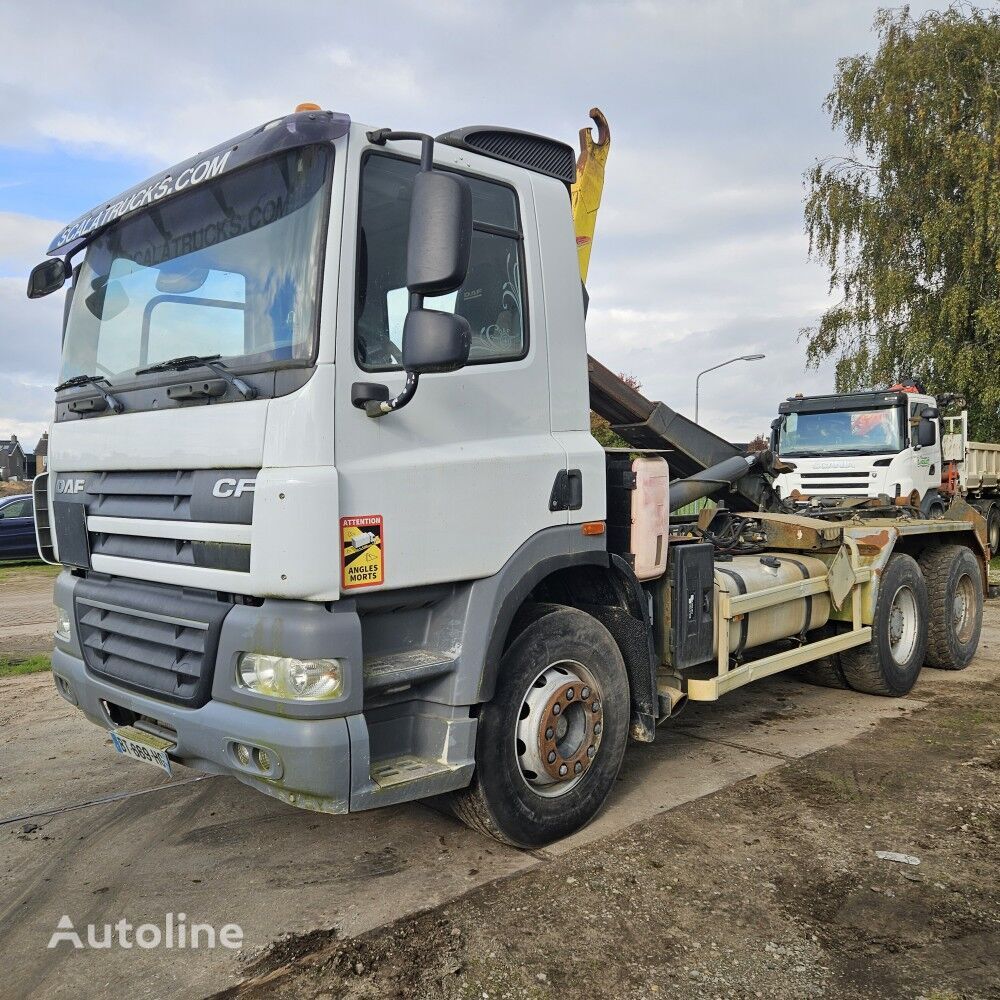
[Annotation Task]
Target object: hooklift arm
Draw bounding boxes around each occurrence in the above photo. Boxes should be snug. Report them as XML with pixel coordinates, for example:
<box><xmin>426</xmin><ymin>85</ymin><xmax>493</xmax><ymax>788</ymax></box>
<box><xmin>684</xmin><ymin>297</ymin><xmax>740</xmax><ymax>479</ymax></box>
<box><xmin>570</xmin><ymin>110</ymin><xmax>779</xmax><ymax>512</ymax></box>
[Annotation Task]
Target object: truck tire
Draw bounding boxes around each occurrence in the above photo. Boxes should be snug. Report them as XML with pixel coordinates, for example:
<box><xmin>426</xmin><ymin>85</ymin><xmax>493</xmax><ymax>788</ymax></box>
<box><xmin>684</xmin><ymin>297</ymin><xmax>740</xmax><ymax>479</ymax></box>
<box><xmin>987</xmin><ymin>505</ymin><xmax>1000</xmax><ymax>559</ymax></box>
<box><xmin>447</xmin><ymin>606</ymin><xmax>630</xmax><ymax>848</ymax></box>
<box><xmin>794</xmin><ymin>655</ymin><xmax>849</xmax><ymax>689</ymax></box>
<box><xmin>918</xmin><ymin>544</ymin><xmax>982</xmax><ymax>670</ymax></box>
<box><xmin>840</xmin><ymin>553</ymin><xmax>928</xmax><ymax>697</ymax></box>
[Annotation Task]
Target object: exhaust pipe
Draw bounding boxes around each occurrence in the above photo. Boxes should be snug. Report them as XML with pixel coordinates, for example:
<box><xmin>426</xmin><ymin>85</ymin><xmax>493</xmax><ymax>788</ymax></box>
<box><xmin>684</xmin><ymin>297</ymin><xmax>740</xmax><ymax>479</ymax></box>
<box><xmin>669</xmin><ymin>454</ymin><xmax>758</xmax><ymax>512</ymax></box>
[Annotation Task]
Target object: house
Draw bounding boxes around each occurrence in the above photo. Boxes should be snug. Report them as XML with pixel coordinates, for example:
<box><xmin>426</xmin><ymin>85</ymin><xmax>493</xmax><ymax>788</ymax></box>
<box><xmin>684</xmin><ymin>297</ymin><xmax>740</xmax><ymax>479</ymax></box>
<box><xmin>0</xmin><ymin>436</ymin><xmax>27</xmax><ymax>481</ymax></box>
<box><xmin>34</xmin><ymin>432</ymin><xmax>48</xmax><ymax>475</ymax></box>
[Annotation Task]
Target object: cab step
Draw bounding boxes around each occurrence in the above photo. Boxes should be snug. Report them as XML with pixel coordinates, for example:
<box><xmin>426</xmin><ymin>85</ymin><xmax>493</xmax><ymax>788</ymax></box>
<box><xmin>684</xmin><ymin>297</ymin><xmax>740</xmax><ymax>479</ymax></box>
<box><xmin>362</xmin><ymin>649</ymin><xmax>458</xmax><ymax>694</ymax></box>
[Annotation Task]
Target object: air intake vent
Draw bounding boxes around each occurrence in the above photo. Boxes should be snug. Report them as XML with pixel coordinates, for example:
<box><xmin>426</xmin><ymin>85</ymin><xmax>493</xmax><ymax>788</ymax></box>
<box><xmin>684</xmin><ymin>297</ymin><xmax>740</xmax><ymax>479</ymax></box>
<box><xmin>436</xmin><ymin>127</ymin><xmax>576</xmax><ymax>186</ymax></box>
<box><xmin>32</xmin><ymin>472</ymin><xmax>57</xmax><ymax>564</ymax></box>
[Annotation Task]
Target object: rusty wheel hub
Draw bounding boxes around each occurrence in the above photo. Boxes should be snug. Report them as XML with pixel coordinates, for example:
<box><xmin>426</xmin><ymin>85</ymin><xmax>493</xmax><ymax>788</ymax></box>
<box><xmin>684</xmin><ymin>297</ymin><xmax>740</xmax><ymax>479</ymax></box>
<box><xmin>516</xmin><ymin>661</ymin><xmax>603</xmax><ymax>797</ymax></box>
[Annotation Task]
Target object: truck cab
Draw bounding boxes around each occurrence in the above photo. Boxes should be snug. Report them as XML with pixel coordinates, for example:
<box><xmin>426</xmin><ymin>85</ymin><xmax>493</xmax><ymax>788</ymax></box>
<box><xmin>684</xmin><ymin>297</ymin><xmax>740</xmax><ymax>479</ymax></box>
<box><xmin>29</xmin><ymin>108</ymin><xmax>609</xmax><ymax>838</ymax></box>
<box><xmin>772</xmin><ymin>389</ymin><xmax>944</xmax><ymax>513</ymax></box>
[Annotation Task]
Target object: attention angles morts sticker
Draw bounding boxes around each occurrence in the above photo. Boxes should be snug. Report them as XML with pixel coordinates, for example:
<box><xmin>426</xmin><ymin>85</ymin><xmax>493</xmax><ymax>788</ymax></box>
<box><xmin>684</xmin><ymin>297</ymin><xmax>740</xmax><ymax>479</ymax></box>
<box><xmin>340</xmin><ymin>515</ymin><xmax>384</xmax><ymax>589</ymax></box>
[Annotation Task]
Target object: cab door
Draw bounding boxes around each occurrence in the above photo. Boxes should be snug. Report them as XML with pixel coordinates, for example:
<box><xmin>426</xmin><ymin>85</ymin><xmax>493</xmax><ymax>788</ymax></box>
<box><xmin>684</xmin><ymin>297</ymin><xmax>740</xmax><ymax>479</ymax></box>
<box><xmin>0</xmin><ymin>497</ymin><xmax>37</xmax><ymax>558</ymax></box>
<box><xmin>333</xmin><ymin>139</ymin><xmax>567</xmax><ymax>593</ymax></box>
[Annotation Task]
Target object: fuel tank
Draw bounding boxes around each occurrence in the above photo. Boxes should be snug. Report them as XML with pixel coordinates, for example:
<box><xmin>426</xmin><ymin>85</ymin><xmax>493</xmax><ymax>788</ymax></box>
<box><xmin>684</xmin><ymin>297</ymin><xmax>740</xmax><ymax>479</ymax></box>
<box><xmin>714</xmin><ymin>553</ymin><xmax>830</xmax><ymax>655</ymax></box>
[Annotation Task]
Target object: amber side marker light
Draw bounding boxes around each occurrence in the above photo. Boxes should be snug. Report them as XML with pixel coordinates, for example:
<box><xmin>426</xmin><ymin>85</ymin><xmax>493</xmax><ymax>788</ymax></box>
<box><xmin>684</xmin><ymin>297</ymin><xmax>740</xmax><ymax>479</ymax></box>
<box><xmin>581</xmin><ymin>521</ymin><xmax>606</xmax><ymax>536</ymax></box>
<box><xmin>296</xmin><ymin>102</ymin><xmax>322</xmax><ymax>112</ymax></box>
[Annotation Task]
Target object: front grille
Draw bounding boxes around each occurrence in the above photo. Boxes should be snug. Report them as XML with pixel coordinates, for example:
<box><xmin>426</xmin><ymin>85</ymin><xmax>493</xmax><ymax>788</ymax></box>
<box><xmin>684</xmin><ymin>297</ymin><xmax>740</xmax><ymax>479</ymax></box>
<box><xmin>31</xmin><ymin>472</ymin><xmax>56</xmax><ymax>563</ymax></box>
<box><xmin>75</xmin><ymin>576</ymin><xmax>231</xmax><ymax>707</ymax></box>
<box><xmin>799</xmin><ymin>471</ymin><xmax>870</xmax><ymax>480</ymax></box>
<box><xmin>89</xmin><ymin>532</ymin><xmax>251</xmax><ymax>571</ymax></box>
<box><xmin>86</xmin><ymin>469</ymin><xmax>255</xmax><ymax>523</ymax></box>
<box><xmin>51</xmin><ymin>468</ymin><xmax>257</xmax><ymax>574</ymax></box>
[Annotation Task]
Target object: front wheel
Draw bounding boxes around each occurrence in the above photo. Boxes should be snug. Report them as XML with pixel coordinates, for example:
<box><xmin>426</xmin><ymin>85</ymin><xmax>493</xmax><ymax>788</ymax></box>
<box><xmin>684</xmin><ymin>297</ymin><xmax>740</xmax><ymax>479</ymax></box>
<box><xmin>448</xmin><ymin>606</ymin><xmax>630</xmax><ymax>848</ymax></box>
<box><xmin>840</xmin><ymin>553</ymin><xmax>928</xmax><ymax>697</ymax></box>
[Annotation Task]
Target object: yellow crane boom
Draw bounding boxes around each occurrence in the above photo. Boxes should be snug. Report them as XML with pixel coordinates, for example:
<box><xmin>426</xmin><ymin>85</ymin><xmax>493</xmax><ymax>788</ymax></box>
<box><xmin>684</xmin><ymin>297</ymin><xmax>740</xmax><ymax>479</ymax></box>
<box><xmin>570</xmin><ymin>108</ymin><xmax>611</xmax><ymax>284</ymax></box>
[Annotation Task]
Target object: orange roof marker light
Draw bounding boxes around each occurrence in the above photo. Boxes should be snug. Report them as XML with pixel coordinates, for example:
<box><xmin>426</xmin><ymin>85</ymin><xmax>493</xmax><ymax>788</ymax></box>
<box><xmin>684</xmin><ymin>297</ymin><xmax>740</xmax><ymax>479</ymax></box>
<box><xmin>296</xmin><ymin>102</ymin><xmax>323</xmax><ymax>112</ymax></box>
<box><xmin>581</xmin><ymin>521</ymin><xmax>605</xmax><ymax>536</ymax></box>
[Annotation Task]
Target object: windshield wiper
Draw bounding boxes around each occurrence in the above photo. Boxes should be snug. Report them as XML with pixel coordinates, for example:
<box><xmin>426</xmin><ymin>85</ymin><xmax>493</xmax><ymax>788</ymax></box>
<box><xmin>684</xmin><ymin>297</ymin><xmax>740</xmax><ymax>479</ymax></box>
<box><xmin>53</xmin><ymin>374</ymin><xmax>124</xmax><ymax>414</ymax></box>
<box><xmin>135</xmin><ymin>355</ymin><xmax>258</xmax><ymax>400</ymax></box>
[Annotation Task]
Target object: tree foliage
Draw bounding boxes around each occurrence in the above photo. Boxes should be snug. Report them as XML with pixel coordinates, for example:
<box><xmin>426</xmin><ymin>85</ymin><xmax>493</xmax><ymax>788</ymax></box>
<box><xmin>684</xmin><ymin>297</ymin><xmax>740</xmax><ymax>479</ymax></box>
<box><xmin>805</xmin><ymin>5</ymin><xmax>1000</xmax><ymax>438</ymax></box>
<box><xmin>590</xmin><ymin>372</ymin><xmax>642</xmax><ymax>448</ymax></box>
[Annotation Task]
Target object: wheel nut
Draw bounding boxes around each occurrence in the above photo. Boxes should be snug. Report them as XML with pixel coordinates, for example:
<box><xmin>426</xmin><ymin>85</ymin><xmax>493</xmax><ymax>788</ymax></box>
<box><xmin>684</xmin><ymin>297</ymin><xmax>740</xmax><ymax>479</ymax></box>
<box><xmin>574</xmin><ymin>761</ymin><xmax>583</xmax><ymax>774</ymax></box>
<box><xmin>559</xmin><ymin>763</ymin><xmax>568</xmax><ymax>776</ymax></box>
<box><xmin>545</xmin><ymin>727</ymin><xmax>554</xmax><ymax>740</ymax></box>
<box><xmin>581</xmin><ymin>687</ymin><xmax>590</xmax><ymax>699</ymax></box>
<box><xmin>592</xmin><ymin>701</ymin><xmax>600</xmax><ymax>713</ymax></box>
<box><xmin>587</xmin><ymin>744</ymin><xmax>596</xmax><ymax>757</ymax></box>
<box><xmin>566</xmin><ymin>687</ymin><xmax>574</xmax><ymax>700</ymax></box>
<box><xmin>547</xmin><ymin>750</ymin><xmax>556</xmax><ymax>764</ymax></box>
<box><xmin>594</xmin><ymin>723</ymin><xmax>602</xmax><ymax>735</ymax></box>
<box><xmin>553</xmin><ymin>704</ymin><xmax>561</xmax><ymax>715</ymax></box>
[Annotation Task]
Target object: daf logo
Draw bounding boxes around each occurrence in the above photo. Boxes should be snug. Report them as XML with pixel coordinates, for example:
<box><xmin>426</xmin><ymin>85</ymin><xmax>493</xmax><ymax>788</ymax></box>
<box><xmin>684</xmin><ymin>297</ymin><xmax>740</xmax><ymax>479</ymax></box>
<box><xmin>55</xmin><ymin>478</ymin><xmax>86</xmax><ymax>494</ymax></box>
<box><xmin>212</xmin><ymin>478</ymin><xmax>256</xmax><ymax>499</ymax></box>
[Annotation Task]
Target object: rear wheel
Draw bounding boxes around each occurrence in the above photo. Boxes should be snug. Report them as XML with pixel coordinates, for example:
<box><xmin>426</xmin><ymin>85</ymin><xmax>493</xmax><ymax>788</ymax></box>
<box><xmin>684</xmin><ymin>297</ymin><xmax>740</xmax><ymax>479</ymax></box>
<box><xmin>448</xmin><ymin>606</ymin><xmax>630</xmax><ymax>848</ymax></box>
<box><xmin>840</xmin><ymin>553</ymin><xmax>928</xmax><ymax>697</ymax></box>
<box><xmin>919</xmin><ymin>544</ymin><xmax>983</xmax><ymax>670</ymax></box>
<box><xmin>986</xmin><ymin>505</ymin><xmax>1000</xmax><ymax>559</ymax></box>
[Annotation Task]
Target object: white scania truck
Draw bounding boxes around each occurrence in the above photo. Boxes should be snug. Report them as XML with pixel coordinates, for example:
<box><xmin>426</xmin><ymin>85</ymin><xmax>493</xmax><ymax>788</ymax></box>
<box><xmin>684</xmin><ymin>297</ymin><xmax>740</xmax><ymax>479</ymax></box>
<box><xmin>26</xmin><ymin>107</ymin><xmax>991</xmax><ymax>847</ymax></box>
<box><xmin>772</xmin><ymin>389</ymin><xmax>1000</xmax><ymax>556</ymax></box>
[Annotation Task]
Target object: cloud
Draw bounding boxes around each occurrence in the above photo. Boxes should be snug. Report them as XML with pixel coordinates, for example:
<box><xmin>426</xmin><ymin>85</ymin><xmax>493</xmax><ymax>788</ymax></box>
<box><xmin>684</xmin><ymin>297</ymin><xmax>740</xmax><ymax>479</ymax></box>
<box><xmin>0</xmin><ymin>0</ymin><xmax>930</xmax><ymax>447</ymax></box>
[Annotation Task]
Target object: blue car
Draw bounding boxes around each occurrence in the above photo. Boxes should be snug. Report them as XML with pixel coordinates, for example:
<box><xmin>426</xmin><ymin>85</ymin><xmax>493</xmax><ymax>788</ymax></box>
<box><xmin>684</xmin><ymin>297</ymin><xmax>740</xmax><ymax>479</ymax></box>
<box><xmin>0</xmin><ymin>493</ymin><xmax>39</xmax><ymax>559</ymax></box>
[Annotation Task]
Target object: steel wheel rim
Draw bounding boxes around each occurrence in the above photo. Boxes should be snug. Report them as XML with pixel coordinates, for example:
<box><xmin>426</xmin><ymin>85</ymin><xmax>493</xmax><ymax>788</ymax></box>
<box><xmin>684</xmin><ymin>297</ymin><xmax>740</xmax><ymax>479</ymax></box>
<box><xmin>887</xmin><ymin>585</ymin><xmax>919</xmax><ymax>666</ymax></box>
<box><xmin>515</xmin><ymin>659</ymin><xmax>604</xmax><ymax>799</ymax></box>
<box><xmin>990</xmin><ymin>519</ymin><xmax>999</xmax><ymax>554</ymax></box>
<box><xmin>953</xmin><ymin>573</ymin><xmax>975</xmax><ymax>644</ymax></box>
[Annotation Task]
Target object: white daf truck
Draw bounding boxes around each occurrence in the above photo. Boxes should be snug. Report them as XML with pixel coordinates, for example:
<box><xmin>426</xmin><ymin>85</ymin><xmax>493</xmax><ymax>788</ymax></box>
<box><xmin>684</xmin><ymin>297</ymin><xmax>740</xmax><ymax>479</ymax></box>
<box><xmin>772</xmin><ymin>389</ymin><xmax>1000</xmax><ymax>555</ymax></box>
<box><xmin>26</xmin><ymin>106</ymin><xmax>991</xmax><ymax>847</ymax></box>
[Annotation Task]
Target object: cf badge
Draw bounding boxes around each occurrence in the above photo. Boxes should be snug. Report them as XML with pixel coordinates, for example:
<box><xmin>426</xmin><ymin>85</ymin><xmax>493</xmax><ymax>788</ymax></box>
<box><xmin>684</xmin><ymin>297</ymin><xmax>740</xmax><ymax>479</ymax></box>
<box><xmin>212</xmin><ymin>478</ymin><xmax>256</xmax><ymax>499</ymax></box>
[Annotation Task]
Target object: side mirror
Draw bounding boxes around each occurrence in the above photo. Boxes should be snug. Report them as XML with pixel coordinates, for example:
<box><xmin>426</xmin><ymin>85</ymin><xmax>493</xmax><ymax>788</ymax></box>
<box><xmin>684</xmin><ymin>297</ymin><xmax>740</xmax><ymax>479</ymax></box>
<box><xmin>917</xmin><ymin>418</ymin><xmax>937</xmax><ymax>448</ymax></box>
<box><xmin>921</xmin><ymin>406</ymin><xmax>939</xmax><ymax>420</ymax></box>
<box><xmin>27</xmin><ymin>258</ymin><xmax>70</xmax><ymax>299</ymax></box>
<box><xmin>402</xmin><ymin>309</ymin><xmax>471</xmax><ymax>375</ymax></box>
<box><xmin>405</xmin><ymin>171</ymin><xmax>473</xmax><ymax>295</ymax></box>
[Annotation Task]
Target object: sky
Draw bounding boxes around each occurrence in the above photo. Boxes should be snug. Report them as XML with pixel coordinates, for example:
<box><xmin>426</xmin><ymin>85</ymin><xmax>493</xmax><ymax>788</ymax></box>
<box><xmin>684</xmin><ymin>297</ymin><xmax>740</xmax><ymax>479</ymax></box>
<box><xmin>0</xmin><ymin>0</ymin><xmax>942</xmax><ymax>446</ymax></box>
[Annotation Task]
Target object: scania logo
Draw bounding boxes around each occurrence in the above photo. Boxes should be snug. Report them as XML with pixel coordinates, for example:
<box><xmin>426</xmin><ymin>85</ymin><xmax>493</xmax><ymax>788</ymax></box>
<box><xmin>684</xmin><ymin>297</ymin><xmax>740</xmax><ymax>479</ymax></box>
<box><xmin>55</xmin><ymin>478</ymin><xmax>86</xmax><ymax>494</ymax></box>
<box><xmin>212</xmin><ymin>478</ymin><xmax>256</xmax><ymax>499</ymax></box>
<box><xmin>815</xmin><ymin>461</ymin><xmax>851</xmax><ymax>470</ymax></box>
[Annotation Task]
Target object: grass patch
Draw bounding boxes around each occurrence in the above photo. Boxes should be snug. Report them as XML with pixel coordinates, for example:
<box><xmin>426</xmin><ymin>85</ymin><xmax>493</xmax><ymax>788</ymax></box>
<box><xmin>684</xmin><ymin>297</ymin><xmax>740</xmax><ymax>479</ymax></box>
<box><xmin>0</xmin><ymin>654</ymin><xmax>51</xmax><ymax>678</ymax></box>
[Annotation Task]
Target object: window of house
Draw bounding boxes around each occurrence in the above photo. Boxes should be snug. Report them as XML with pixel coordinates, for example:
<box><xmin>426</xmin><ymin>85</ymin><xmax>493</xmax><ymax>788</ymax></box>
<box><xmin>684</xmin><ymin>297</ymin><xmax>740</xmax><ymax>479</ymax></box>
<box><xmin>356</xmin><ymin>154</ymin><xmax>527</xmax><ymax>371</ymax></box>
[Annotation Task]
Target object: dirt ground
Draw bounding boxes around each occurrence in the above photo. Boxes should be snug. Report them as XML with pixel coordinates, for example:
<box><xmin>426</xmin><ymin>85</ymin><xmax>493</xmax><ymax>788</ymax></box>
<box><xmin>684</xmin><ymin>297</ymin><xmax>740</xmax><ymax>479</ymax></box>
<box><xmin>0</xmin><ymin>562</ymin><xmax>59</xmax><ymax>660</ymax></box>
<box><xmin>215</xmin><ymin>610</ymin><xmax>1000</xmax><ymax>1000</ymax></box>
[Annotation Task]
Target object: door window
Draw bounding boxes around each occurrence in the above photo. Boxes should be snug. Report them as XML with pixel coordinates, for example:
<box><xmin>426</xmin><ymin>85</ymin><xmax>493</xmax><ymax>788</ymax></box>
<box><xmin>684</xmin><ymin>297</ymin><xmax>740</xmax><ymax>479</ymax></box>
<box><xmin>356</xmin><ymin>154</ymin><xmax>527</xmax><ymax>371</ymax></box>
<box><xmin>1</xmin><ymin>499</ymin><xmax>30</xmax><ymax>518</ymax></box>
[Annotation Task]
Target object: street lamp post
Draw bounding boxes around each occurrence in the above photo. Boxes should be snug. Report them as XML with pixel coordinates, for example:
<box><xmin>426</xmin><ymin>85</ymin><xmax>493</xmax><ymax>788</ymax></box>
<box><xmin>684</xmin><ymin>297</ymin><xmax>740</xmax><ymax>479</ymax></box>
<box><xmin>695</xmin><ymin>354</ymin><xmax>766</xmax><ymax>425</ymax></box>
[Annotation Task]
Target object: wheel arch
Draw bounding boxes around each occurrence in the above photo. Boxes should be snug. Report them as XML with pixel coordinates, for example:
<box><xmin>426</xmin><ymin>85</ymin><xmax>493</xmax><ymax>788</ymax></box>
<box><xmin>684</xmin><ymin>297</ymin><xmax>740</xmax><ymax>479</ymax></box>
<box><xmin>477</xmin><ymin>547</ymin><xmax>658</xmax><ymax>742</ymax></box>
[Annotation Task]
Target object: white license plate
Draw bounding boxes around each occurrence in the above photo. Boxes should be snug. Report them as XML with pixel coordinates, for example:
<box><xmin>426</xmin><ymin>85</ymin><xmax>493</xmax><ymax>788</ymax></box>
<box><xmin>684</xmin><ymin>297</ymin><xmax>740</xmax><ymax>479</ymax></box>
<box><xmin>109</xmin><ymin>726</ymin><xmax>174</xmax><ymax>775</ymax></box>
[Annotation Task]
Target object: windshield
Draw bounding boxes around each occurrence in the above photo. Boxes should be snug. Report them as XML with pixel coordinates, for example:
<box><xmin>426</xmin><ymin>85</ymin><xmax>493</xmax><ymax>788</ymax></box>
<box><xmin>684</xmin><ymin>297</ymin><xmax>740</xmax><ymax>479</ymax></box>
<box><xmin>779</xmin><ymin>406</ymin><xmax>905</xmax><ymax>457</ymax></box>
<box><xmin>60</xmin><ymin>145</ymin><xmax>332</xmax><ymax>384</ymax></box>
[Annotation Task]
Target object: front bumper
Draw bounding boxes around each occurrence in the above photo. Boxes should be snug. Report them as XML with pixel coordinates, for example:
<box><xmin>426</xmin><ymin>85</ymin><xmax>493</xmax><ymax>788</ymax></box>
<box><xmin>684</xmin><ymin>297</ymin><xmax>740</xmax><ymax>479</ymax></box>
<box><xmin>52</xmin><ymin>647</ymin><xmax>355</xmax><ymax>812</ymax></box>
<box><xmin>52</xmin><ymin>570</ymin><xmax>365</xmax><ymax>813</ymax></box>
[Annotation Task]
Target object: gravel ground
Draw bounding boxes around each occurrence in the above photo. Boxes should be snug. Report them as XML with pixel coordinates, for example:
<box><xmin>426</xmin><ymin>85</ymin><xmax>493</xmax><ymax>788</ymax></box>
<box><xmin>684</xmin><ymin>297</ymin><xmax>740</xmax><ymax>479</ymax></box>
<box><xmin>213</xmin><ymin>607</ymin><xmax>1000</xmax><ymax>1000</ymax></box>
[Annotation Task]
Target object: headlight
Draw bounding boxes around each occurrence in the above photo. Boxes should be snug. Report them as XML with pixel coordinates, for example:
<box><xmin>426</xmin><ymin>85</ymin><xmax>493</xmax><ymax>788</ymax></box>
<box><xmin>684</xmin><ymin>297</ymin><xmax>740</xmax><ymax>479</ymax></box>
<box><xmin>237</xmin><ymin>653</ymin><xmax>343</xmax><ymax>700</ymax></box>
<box><xmin>55</xmin><ymin>607</ymin><xmax>72</xmax><ymax>640</ymax></box>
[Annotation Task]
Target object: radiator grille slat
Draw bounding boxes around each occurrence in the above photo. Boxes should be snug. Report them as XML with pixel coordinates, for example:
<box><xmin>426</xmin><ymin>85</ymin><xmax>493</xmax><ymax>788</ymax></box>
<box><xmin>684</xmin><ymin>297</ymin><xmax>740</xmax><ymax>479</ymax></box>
<box><xmin>75</xmin><ymin>577</ymin><xmax>230</xmax><ymax>707</ymax></box>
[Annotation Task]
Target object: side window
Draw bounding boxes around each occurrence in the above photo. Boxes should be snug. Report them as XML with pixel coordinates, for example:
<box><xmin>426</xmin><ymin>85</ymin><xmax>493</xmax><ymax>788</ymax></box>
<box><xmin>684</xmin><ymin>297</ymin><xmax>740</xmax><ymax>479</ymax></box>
<box><xmin>1</xmin><ymin>499</ymin><xmax>30</xmax><ymax>519</ymax></box>
<box><xmin>356</xmin><ymin>154</ymin><xmax>526</xmax><ymax>370</ymax></box>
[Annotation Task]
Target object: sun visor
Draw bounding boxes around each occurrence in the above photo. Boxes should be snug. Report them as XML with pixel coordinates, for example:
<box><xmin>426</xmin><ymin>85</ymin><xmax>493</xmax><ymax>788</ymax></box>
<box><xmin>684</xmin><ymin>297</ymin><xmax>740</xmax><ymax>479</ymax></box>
<box><xmin>47</xmin><ymin>109</ymin><xmax>350</xmax><ymax>257</ymax></box>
